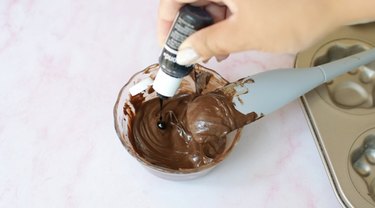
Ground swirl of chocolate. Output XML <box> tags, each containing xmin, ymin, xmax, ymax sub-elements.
<box><xmin>186</xmin><ymin>91</ymin><xmax>257</xmax><ymax>143</ymax></box>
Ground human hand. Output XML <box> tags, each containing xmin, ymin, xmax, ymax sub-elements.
<box><xmin>158</xmin><ymin>0</ymin><xmax>375</xmax><ymax>65</ymax></box>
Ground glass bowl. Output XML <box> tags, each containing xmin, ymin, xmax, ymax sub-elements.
<box><xmin>113</xmin><ymin>64</ymin><xmax>243</xmax><ymax>180</ymax></box>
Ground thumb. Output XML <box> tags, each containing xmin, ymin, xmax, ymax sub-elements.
<box><xmin>176</xmin><ymin>19</ymin><xmax>238</xmax><ymax>65</ymax></box>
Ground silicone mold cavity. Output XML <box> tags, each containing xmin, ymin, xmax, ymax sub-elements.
<box><xmin>295</xmin><ymin>23</ymin><xmax>375</xmax><ymax>208</ymax></box>
<box><xmin>352</xmin><ymin>134</ymin><xmax>375</xmax><ymax>201</ymax></box>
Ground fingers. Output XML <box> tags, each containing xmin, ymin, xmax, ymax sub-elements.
<box><xmin>176</xmin><ymin>18</ymin><xmax>237</xmax><ymax>65</ymax></box>
<box><xmin>158</xmin><ymin>0</ymin><xmax>184</xmax><ymax>45</ymax></box>
<box><xmin>159</xmin><ymin>0</ymin><xmax>233</xmax><ymax>64</ymax></box>
<box><xmin>205</xmin><ymin>3</ymin><xmax>227</xmax><ymax>22</ymax></box>
<box><xmin>158</xmin><ymin>0</ymin><xmax>226</xmax><ymax>46</ymax></box>
<box><xmin>158</xmin><ymin>0</ymin><xmax>212</xmax><ymax>45</ymax></box>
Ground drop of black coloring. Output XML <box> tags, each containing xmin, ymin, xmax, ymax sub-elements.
<box><xmin>157</xmin><ymin>120</ymin><xmax>166</xmax><ymax>129</ymax></box>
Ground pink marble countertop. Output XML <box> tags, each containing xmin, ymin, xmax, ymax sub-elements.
<box><xmin>0</xmin><ymin>1</ymin><xmax>342</xmax><ymax>207</ymax></box>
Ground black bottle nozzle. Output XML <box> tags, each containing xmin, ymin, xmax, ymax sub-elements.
<box><xmin>152</xmin><ymin>5</ymin><xmax>213</xmax><ymax>98</ymax></box>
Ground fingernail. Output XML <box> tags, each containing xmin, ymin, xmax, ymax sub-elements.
<box><xmin>176</xmin><ymin>48</ymin><xmax>201</xmax><ymax>65</ymax></box>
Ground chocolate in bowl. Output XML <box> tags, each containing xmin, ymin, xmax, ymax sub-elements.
<box><xmin>114</xmin><ymin>64</ymin><xmax>243</xmax><ymax>180</ymax></box>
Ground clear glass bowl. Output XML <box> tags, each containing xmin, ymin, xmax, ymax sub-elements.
<box><xmin>113</xmin><ymin>64</ymin><xmax>243</xmax><ymax>180</ymax></box>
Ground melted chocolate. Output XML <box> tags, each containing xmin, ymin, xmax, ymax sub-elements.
<box><xmin>186</xmin><ymin>91</ymin><xmax>257</xmax><ymax>143</ymax></box>
<box><xmin>132</xmin><ymin>94</ymin><xmax>226</xmax><ymax>169</ymax></box>
<box><xmin>130</xmin><ymin>91</ymin><xmax>256</xmax><ymax>170</ymax></box>
<box><xmin>127</xmin><ymin>69</ymin><xmax>257</xmax><ymax>170</ymax></box>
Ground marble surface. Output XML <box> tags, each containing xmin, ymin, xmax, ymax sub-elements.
<box><xmin>0</xmin><ymin>0</ymin><xmax>342</xmax><ymax>207</ymax></box>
